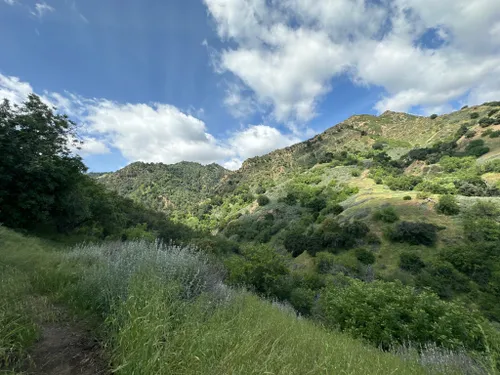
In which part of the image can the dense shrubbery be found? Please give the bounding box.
[355,248,375,265]
[399,252,425,273]
[387,222,438,246]
[430,114,438,119]
[439,156,475,172]
[373,206,399,223]
[436,195,460,215]
[470,112,480,119]
[385,176,423,191]
[257,195,270,206]
[465,139,490,157]
[479,117,495,127]
[318,277,487,352]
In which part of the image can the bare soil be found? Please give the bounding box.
[25,320,107,375]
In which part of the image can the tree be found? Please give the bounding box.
[399,252,425,273]
[430,114,438,119]
[0,95,86,229]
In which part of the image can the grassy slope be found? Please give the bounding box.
[0,227,430,375]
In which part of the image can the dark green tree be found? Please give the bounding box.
[0,95,86,229]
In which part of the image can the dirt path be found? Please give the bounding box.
[26,319,108,375]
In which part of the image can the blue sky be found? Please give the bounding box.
[1,0,499,171]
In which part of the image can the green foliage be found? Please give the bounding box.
[372,206,399,223]
[372,142,385,150]
[387,222,438,246]
[225,245,289,296]
[465,130,476,138]
[490,130,500,138]
[436,195,460,216]
[488,108,499,117]
[355,248,376,265]
[0,95,86,230]
[318,277,487,352]
[430,114,438,119]
[403,196,412,200]
[470,112,480,119]
[465,139,490,157]
[399,252,425,273]
[315,252,336,274]
[351,169,361,177]
[255,185,266,194]
[482,160,500,173]
[439,156,476,172]
[479,117,495,128]
[385,175,423,191]
[257,195,270,206]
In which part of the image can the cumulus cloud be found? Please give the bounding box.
[4,0,17,5]
[0,73,298,169]
[204,0,500,119]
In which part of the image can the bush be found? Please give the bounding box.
[387,222,438,246]
[257,195,270,206]
[372,142,385,150]
[465,139,490,157]
[373,206,399,223]
[465,130,476,138]
[385,176,423,191]
[416,191,431,200]
[355,248,376,265]
[318,278,486,352]
[439,156,475,173]
[430,114,438,119]
[315,252,336,274]
[490,130,500,138]
[470,112,480,119]
[403,196,412,201]
[461,105,469,110]
[399,252,425,273]
[488,108,499,117]
[436,195,460,216]
[351,169,361,177]
[255,185,266,194]
[479,117,495,127]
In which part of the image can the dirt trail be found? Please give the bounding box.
[26,319,108,375]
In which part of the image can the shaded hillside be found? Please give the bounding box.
[97,161,229,215]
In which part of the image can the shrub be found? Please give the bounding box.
[439,156,475,173]
[318,278,486,352]
[436,195,460,216]
[490,130,500,138]
[385,176,423,191]
[373,206,399,223]
[351,169,361,177]
[315,252,336,274]
[372,142,385,150]
[403,196,412,201]
[461,105,469,110]
[488,108,499,117]
[430,114,438,119]
[257,195,270,206]
[470,112,480,119]
[479,117,495,127]
[399,252,425,273]
[465,130,476,138]
[255,185,266,194]
[387,221,438,246]
[355,248,376,265]
[416,191,431,200]
[465,139,490,157]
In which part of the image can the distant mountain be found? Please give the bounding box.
[97,161,229,216]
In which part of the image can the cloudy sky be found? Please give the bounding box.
[1,0,499,171]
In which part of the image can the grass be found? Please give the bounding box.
[0,226,451,375]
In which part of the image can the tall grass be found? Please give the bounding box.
[0,227,471,374]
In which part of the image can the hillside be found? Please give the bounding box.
[95,101,500,324]
[96,161,229,217]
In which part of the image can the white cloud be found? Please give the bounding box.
[74,137,111,156]
[204,0,500,119]
[4,0,17,5]
[0,74,33,105]
[32,2,54,18]
[0,73,299,170]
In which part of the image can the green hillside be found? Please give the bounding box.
[3,95,500,374]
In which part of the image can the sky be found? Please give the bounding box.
[1,0,500,172]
